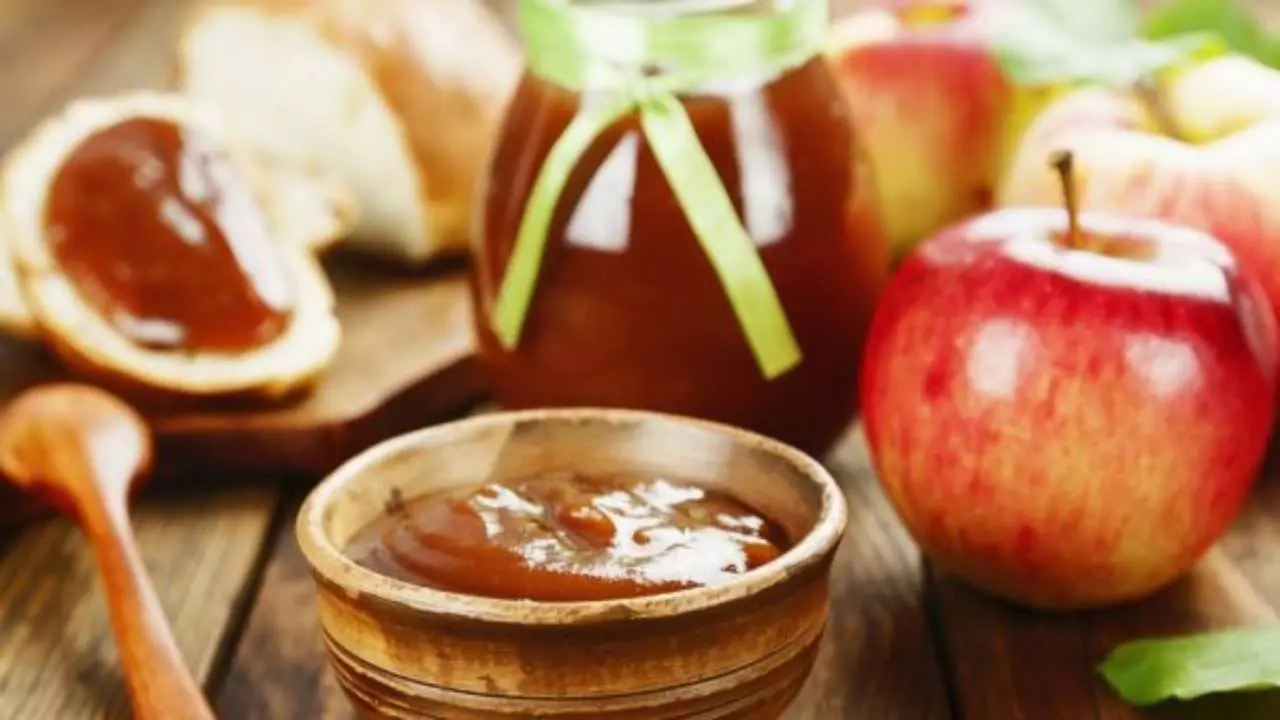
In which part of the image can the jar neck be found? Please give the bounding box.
[520,0,826,91]
[568,0,790,18]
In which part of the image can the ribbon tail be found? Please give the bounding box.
[640,94,802,379]
[491,96,636,349]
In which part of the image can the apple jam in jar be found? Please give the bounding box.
[470,0,889,456]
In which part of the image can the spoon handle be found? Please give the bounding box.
[81,491,217,720]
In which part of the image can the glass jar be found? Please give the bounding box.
[470,0,890,457]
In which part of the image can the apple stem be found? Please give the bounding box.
[1051,150,1082,250]
[1133,76,1184,143]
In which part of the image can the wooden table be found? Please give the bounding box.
[3,1,1280,718]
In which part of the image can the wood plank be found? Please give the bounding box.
[148,264,482,478]
[786,428,951,718]
[931,482,1280,720]
[930,573,1101,720]
[0,0,150,150]
[928,450,1280,719]
[0,265,484,483]
[216,492,347,720]
[0,484,283,719]
[217,426,953,719]
[1217,471,1280,608]
[26,0,193,99]
[0,0,73,56]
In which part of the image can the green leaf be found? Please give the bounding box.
[1143,0,1280,70]
[1099,626,1280,706]
[986,0,1226,86]
[1034,0,1142,44]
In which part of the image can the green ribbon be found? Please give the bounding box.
[491,0,828,379]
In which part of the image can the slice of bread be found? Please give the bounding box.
[0,91,344,399]
[177,0,521,265]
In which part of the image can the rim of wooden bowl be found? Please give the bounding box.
[296,407,848,626]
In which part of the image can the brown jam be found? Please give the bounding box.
[44,117,294,353]
[472,57,889,457]
[344,472,790,601]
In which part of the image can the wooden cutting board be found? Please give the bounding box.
[0,255,486,480]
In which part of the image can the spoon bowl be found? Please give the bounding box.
[0,383,151,503]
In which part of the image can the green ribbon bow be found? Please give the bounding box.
[490,0,829,379]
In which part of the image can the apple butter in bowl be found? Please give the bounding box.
[344,471,791,602]
[297,408,846,719]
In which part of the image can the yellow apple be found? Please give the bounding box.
[999,54,1280,337]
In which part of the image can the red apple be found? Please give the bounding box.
[859,191,1277,609]
[826,1,1060,260]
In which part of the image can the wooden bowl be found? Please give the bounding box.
[296,408,848,719]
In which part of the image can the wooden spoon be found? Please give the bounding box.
[0,383,216,720]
